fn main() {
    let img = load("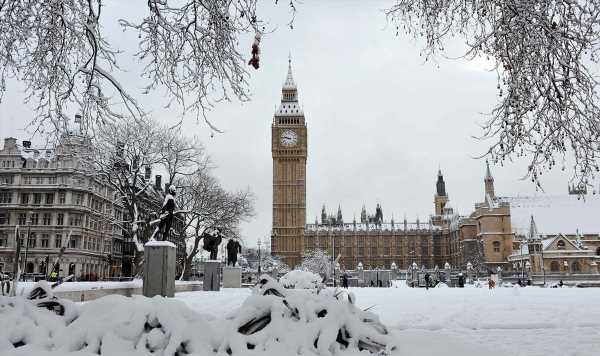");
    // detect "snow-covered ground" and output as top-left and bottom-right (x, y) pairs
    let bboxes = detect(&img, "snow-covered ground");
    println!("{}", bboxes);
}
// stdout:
(3, 281), (600, 355)
(177, 286), (600, 356)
